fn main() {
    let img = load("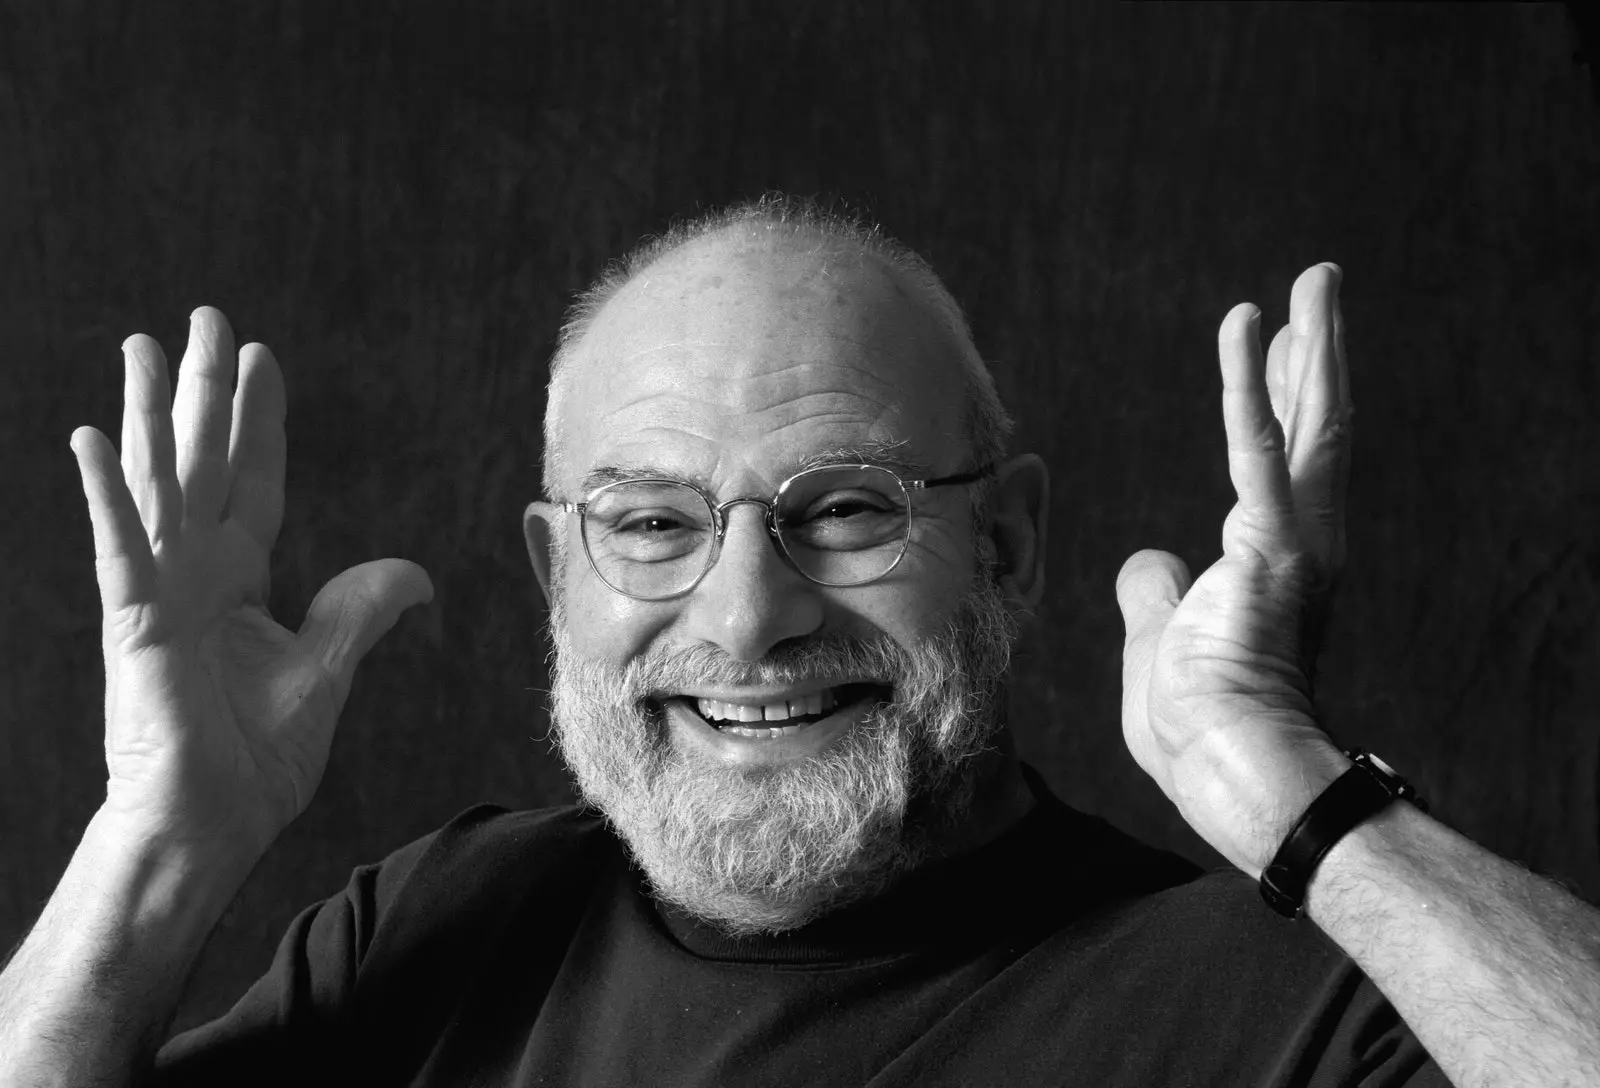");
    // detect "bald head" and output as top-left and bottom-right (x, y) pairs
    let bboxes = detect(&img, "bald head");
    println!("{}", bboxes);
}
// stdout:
(541, 197), (1012, 501)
